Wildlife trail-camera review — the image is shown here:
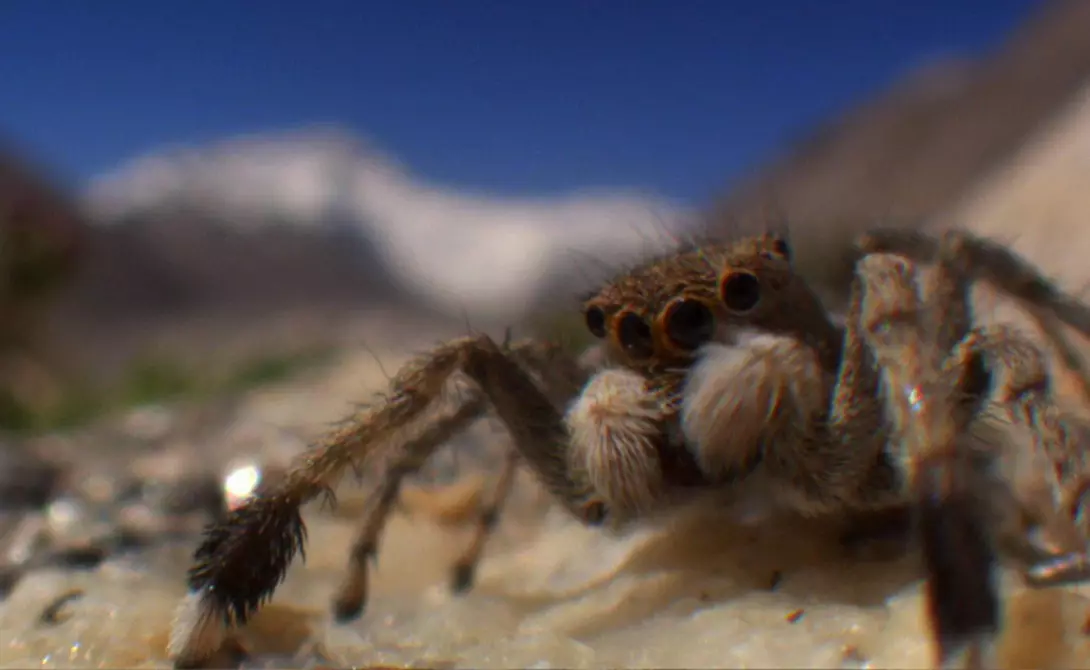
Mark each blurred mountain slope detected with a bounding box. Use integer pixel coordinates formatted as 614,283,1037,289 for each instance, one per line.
711,0,1090,293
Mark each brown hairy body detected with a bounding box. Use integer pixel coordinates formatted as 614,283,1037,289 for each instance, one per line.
169,228,1090,669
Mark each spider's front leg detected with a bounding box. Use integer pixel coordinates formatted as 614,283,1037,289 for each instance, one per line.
858,247,1090,668
169,334,603,668
855,251,1008,669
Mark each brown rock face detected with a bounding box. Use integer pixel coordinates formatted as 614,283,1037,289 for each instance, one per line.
0,140,89,423
0,141,87,328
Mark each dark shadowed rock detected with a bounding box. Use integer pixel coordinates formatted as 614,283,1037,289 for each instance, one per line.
0,442,63,511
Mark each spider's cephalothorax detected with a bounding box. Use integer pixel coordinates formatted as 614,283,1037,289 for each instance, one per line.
170,228,1090,670
584,232,840,373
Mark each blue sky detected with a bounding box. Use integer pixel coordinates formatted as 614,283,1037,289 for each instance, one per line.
3,1,1038,205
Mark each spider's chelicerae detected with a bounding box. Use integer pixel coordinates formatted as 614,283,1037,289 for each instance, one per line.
170,228,1090,669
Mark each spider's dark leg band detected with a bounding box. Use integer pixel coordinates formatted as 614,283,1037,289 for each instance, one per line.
915,451,1000,669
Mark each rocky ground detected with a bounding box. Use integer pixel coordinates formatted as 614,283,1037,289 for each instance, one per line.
1,319,1090,670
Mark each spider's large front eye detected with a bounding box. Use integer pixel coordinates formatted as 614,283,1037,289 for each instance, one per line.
662,298,715,351
615,311,654,359
584,306,607,338
720,271,761,313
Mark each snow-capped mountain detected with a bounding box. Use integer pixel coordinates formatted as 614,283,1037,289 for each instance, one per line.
83,128,691,318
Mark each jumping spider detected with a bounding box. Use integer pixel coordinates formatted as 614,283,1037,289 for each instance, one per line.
170,228,1090,669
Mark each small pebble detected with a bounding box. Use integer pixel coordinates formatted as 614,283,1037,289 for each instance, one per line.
75,472,123,505
0,564,22,599
45,497,86,536
37,588,84,626
786,608,806,624
46,544,108,570
2,512,48,564
122,404,175,441
840,643,870,668
0,442,64,511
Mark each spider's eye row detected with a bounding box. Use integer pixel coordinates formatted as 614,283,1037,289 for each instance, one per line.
662,298,715,351
615,311,654,359
720,271,761,313
584,306,607,338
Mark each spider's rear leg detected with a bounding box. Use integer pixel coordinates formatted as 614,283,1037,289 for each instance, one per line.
950,328,1090,592
332,467,400,622
450,449,520,593
1020,462,1090,587
856,252,1002,668
332,404,522,619
331,396,487,621
444,338,599,591
1025,550,1090,586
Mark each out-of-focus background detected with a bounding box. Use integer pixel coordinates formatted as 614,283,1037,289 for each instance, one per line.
5,0,1089,434
7,2,1090,668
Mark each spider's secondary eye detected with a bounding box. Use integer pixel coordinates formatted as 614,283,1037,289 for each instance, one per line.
720,271,761,313
615,311,654,359
760,236,791,261
584,306,607,338
772,236,791,259
662,298,715,351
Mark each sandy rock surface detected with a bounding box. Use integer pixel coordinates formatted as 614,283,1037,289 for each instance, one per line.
1,338,1089,670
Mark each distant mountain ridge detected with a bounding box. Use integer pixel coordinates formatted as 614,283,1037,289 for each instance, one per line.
55,208,414,322
82,129,688,321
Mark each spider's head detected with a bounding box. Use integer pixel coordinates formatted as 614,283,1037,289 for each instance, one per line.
579,232,830,372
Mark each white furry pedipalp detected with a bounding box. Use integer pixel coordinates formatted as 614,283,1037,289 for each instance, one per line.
681,331,828,482
565,367,671,515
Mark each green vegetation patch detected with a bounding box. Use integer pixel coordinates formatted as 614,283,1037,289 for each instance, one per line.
0,345,337,435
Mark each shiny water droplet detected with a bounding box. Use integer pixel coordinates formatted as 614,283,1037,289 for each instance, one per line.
223,463,262,510
905,385,924,413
